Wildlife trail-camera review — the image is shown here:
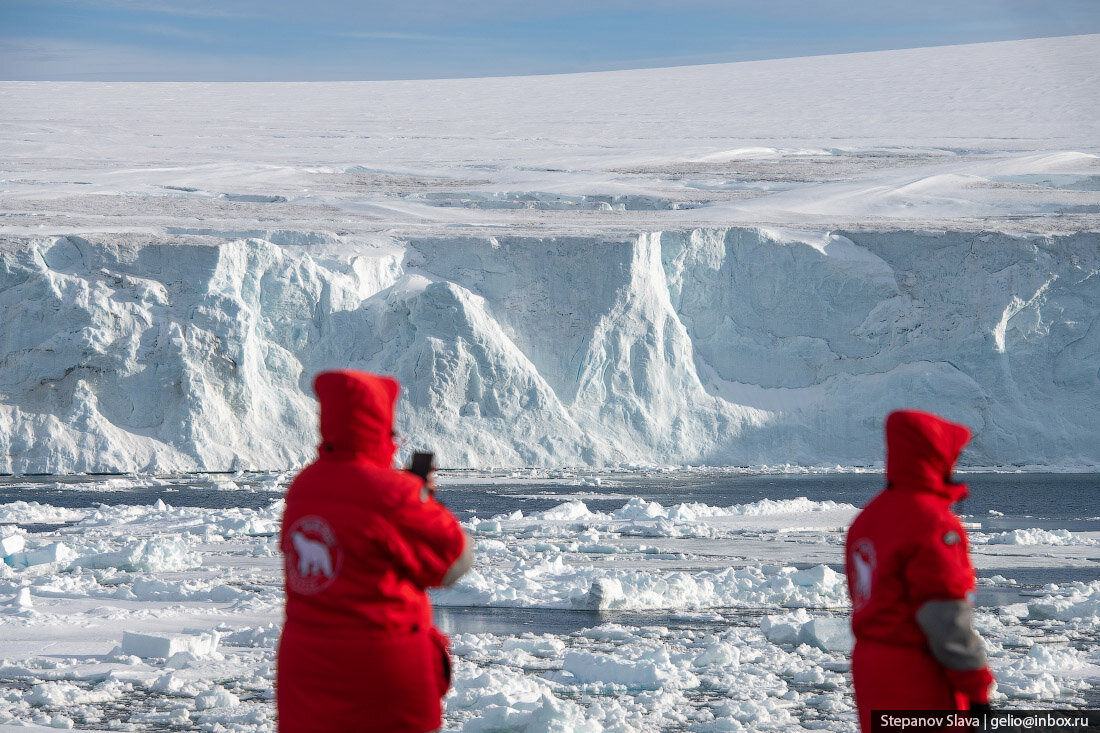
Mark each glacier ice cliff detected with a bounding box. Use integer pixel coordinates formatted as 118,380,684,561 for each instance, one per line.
1,228,1098,473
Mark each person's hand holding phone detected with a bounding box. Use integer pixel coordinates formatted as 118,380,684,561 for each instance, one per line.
408,451,436,499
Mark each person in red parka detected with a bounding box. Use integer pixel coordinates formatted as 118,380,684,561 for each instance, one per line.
846,410,995,731
277,370,473,733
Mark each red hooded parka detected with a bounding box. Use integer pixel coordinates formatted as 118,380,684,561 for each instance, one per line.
277,370,465,733
846,410,994,731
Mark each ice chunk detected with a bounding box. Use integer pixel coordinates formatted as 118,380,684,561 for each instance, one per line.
5,541,77,568
580,578,625,610
0,502,84,524
8,587,33,609
791,564,842,588
799,617,854,653
195,685,240,710
165,651,199,669
0,534,25,557
121,629,220,660
26,680,120,706
562,648,699,690
221,623,281,649
984,528,1093,546
760,609,853,652
760,609,812,645
1025,581,1100,622
74,538,201,572
539,500,595,521
692,639,741,668
612,497,666,519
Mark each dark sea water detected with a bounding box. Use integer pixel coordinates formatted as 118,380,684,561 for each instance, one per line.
1,469,1095,533
1,470,1093,515
436,470,1100,529
0,473,288,511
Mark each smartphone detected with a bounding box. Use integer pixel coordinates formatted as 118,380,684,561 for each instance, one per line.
408,451,435,480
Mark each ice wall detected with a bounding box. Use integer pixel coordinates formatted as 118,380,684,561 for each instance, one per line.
1,228,1097,473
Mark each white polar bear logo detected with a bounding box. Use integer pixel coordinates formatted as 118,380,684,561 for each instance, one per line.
850,539,876,610
285,515,343,594
293,531,334,578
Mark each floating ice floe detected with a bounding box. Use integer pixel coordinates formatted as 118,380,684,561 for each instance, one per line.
4,542,77,569
121,629,221,660
760,609,854,653
73,537,202,573
0,502,86,525
1025,581,1100,623
975,528,1099,546
0,533,25,558
994,644,1096,700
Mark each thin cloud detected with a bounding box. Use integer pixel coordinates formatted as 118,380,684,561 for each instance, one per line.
0,35,317,80
127,24,219,43
55,0,245,18
336,31,475,43
0,37,84,65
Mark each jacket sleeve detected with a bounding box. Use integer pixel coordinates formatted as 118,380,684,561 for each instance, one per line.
385,480,466,589
903,515,975,606
915,600,995,703
905,516,995,703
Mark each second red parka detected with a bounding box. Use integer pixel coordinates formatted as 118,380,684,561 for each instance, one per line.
846,410,994,731
277,370,466,733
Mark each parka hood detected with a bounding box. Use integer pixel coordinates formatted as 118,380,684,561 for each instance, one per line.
313,370,399,466
884,409,971,501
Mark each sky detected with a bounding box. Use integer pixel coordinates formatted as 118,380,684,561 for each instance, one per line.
1,0,1099,81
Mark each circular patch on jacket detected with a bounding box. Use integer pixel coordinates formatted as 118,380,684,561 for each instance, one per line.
942,530,961,546
285,515,343,594
848,539,876,611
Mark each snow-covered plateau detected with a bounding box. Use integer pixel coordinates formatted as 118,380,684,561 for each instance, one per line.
2,34,1100,473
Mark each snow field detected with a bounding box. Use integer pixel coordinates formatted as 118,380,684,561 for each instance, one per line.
0,475,1096,731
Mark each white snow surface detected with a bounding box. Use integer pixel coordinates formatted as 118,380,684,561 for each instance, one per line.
0,472,1097,731
1,35,1099,472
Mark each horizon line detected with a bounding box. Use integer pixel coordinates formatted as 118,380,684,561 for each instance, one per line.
2,31,1094,84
